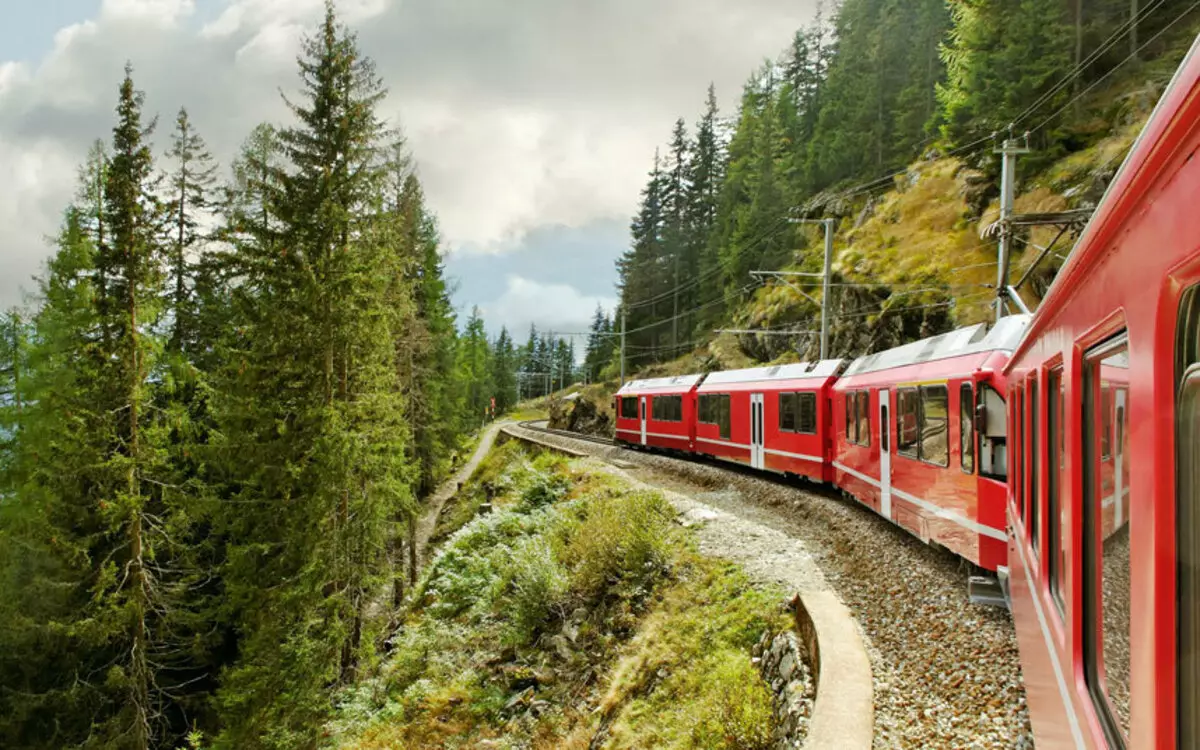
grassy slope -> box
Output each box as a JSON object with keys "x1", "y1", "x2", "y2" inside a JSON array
[{"x1": 327, "y1": 446, "x2": 789, "y2": 750}]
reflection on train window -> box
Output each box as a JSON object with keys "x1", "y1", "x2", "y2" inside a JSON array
[
  {"x1": 797, "y1": 393, "x2": 817, "y2": 434},
  {"x1": 620, "y1": 396, "x2": 638, "y2": 419},
  {"x1": 919, "y1": 385, "x2": 949, "y2": 467},
  {"x1": 1014, "y1": 387, "x2": 1025, "y2": 523},
  {"x1": 1029, "y1": 379, "x2": 1040, "y2": 559},
  {"x1": 856, "y1": 391, "x2": 870, "y2": 446},
  {"x1": 845, "y1": 393, "x2": 853, "y2": 440},
  {"x1": 960, "y1": 383, "x2": 975, "y2": 474},
  {"x1": 1177, "y1": 284, "x2": 1200, "y2": 750},
  {"x1": 897, "y1": 388, "x2": 919, "y2": 457},
  {"x1": 1048, "y1": 368, "x2": 1068, "y2": 615},
  {"x1": 651, "y1": 394, "x2": 683, "y2": 422},
  {"x1": 1084, "y1": 336, "x2": 1130, "y2": 746},
  {"x1": 779, "y1": 392, "x2": 797, "y2": 432}
]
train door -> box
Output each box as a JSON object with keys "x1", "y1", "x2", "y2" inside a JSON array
[
  {"x1": 640, "y1": 397, "x2": 647, "y2": 446},
  {"x1": 750, "y1": 393, "x2": 765, "y2": 469},
  {"x1": 879, "y1": 389, "x2": 893, "y2": 519}
]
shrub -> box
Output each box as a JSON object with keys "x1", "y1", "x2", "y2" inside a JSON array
[
  {"x1": 517, "y1": 469, "x2": 571, "y2": 511},
  {"x1": 501, "y1": 537, "x2": 569, "y2": 645},
  {"x1": 690, "y1": 652, "x2": 776, "y2": 750},
  {"x1": 565, "y1": 490, "x2": 675, "y2": 601}
]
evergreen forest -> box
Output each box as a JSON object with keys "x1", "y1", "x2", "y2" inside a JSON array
[
  {"x1": 617, "y1": 0, "x2": 1200, "y2": 368},
  {"x1": 0, "y1": 5, "x2": 577, "y2": 748}
]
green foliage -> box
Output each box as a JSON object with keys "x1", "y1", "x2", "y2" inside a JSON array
[{"x1": 687, "y1": 653, "x2": 776, "y2": 750}]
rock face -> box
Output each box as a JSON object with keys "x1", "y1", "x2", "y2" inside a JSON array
[
  {"x1": 753, "y1": 628, "x2": 815, "y2": 750},
  {"x1": 551, "y1": 395, "x2": 612, "y2": 436}
]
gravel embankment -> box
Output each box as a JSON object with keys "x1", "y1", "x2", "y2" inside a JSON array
[{"x1": 509, "y1": 425, "x2": 1032, "y2": 749}]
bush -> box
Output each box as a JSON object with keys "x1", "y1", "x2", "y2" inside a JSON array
[
  {"x1": 501, "y1": 537, "x2": 569, "y2": 645},
  {"x1": 565, "y1": 490, "x2": 675, "y2": 601},
  {"x1": 690, "y1": 652, "x2": 776, "y2": 750},
  {"x1": 517, "y1": 469, "x2": 571, "y2": 511}
]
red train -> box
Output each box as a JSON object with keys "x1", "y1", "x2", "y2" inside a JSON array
[
  {"x1": 615, "y1": 35, "x2": 1200, "y2": 748},
  {"x1": 615, "y1": 314, "x2": 1029, "y2": 572}
]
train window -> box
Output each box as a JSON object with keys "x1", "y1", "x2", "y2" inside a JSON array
[
  {"x1": 977, "y1": 384, "x2": 1009, "y2": 482},
  {"x1": 960, "y1": 383, "x2": 975, "y2": 474},
  {"x1": 797, "y1": 393, "x2": 817, "y2": 435},
  {"x1": 1083, "y1": 335, "x2": 1131, "y2": 746},
  {"x1": 919, "y1": 385, "x2": 949, "y2": 467},
  {"x1": 1014, "y1": 386, "x2": 1025, "y2": 522},
  {"x1": 1178, "y1": 284, "x2": 1200, "y2": 750},
  {"x1": 1048, "y1": 368, "x2": 1068, "y2": 616},
  {"x1": 717, "y1": 394, "x2": 730, "y2": 439},
  {"x1": 844, "y1": 393, "x2": 853, "y2": 441},
  {"x1": 652, "y1": 395, "x2": 683, "y2": 422},
  {"x1": 780, "y1": 392, "x2": 798, "y2": 432},
  {"x1": 1029, "y1": 379, "x2": 1040, "y2": 559},
  {"x1": 1100, "y1": 385, "x2": 1112, "y2": 459},
  {"x1": 897, "y1": 388, "x2": 919, "y2": 457},
  {"x1": 620, "y1": 397, "x2": 638, "y2": 420},
  {"x1": 698, "y1": 394, "x2": 714, "y2": 424},
  {"x1": 856, "y1": 391, "x2": 870, "y2": 446}
]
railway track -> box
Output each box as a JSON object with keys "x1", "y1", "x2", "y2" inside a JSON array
[{"x1": 515, "y1": 420, "x2": 617, "y2": 447}]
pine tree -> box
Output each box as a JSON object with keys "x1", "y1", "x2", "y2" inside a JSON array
[
  {"x1": 212, "y1": 5, "x2": 412, "y2": 745},
  {"x1": 490, "y1": 326, "x2": 517, "y2": 414},
  {"x1": 163, "y1": 107, "x2": 219, "y2": 355},
  {"x1": 457, "y1": 308, "x2": 493, "y2": 426}
]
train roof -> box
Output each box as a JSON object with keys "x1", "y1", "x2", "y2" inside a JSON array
[
  {"x1": 615, "y1": 373, "x2": 704, "y2": 395},
  {"x1": 841, "y1": 315, "x2": 1031, "y2": 377},
  {"x1": 698, "y1": 359, "x2": 844, "y2": 387}
]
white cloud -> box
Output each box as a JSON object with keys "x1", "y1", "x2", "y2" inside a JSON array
[
  {"x1": 0, "y1": 0, "x2": 818, "y2": 335},
  {"x1": 483, "y1": 275, "x2": 617, "y2": 339}
]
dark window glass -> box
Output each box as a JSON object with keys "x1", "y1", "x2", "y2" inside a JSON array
[
  {"x1": 845, "y1": 393, "x2": 854, "y2": 441},
  {"x1": 1030, "y1": 379, "x2": 1040, "y2": 558},
  {"x1": 718, "y1": 394, "x2": 731, "y2": 439},
  {"x1": 652, "y1": 395, "x2": 683, "y2": 422},
  {"x1": 897, "y1": 388, "x2": 919, "y2": 457},
  {"x1": 797, "y1": 392, "x2": 817, "y2": 435},
  {"x1": 621, "y1": 397, "x2": 638, "y2": 419},
  {"x1": 1014, "y1": 387, "x2": 1024, "y2": 523},
  {"x1": 1084, "y1": 337, "x2": 1131, "y2": 747},
  {"x1": 1049, "y1": 368, "x2": 1068, "y2": 615},
  {"x1": 857, "y1": 391, "x2": 870, "y2": 446},
  {"x1": 780, "y1": 392, "x2": 797, "y2": 432},
  {"x1": 961, "y1": 383, "x2": 975, "y2": 474},
  {"x1": 919, "y1": 385, "x2": 949, "y2": 467},
  {"x1": 1177, "y1": 285, "x2": 1200, "y2": 750}
]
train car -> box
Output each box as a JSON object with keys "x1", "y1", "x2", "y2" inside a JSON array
[
  {"x1": 613, "y1": 374, "x2": 703, "y2": 451},
  {"x1": 1002, "y1": 35, "x2": 1200, "y2": 750},
  {"x1": 831, "y1": 316, "x2": 1029, "y2": 571},
  {"x1": 691, "y1": 361, "x2": 844, "y2": 482}
]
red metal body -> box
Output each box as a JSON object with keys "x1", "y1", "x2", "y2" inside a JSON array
[
  {"x1": 1002, "y1": 35, "x2": 1200, "y2": 750},
  {"x1": 831, "y1": 319, "x2": 1027, "y2": 570},
  {"x1": 692, "y1": 361, "x2": 843, "y2": 483},
  {"x1": 613, "y1": 374, "x2": 702, "y2": 451}
]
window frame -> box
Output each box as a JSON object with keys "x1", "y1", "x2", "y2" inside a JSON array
[
  {"x1": 652, "y1": 394, "x2": 683, "y2": 422},
  {"x1": 620, "y1": 396, "x2": 639, "y2": 420},
  {"x1": 896, "y1": 387, "x2": 919, "y2": 458},
  {"x1": 797, "y1": 392, "x2": 817, "y2": 435},
  {"x1": 1082, "y1": 333, "x2": 1130, "y2": 749},
  {"x1": 917, "y1": 383, "x2": 950, "y2": 468},
  {"x1": 856, "y1": 390, "x2": 871, "y2": 447},
  {"x1": 960, "y1": 382, "x2": 976, "y2": 475},
  {"x1": 1048, "y1": 366, "x2": 1067, "y2": 616},
  {"x1": 1177, "y1": 283, "x2": 1200, "y2": 750},
  {"x1": 779, "y1": 392, "x2": 798, "y2": 432},
  {"x1": 1029, "y1": 376, "x2": 1041, "y2": 561}
]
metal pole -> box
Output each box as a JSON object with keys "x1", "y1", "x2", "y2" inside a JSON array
[
  {"x1": 820, "y1": 218, "x2": 834, "y2": 360},
  {"x1": 995, "y1": 136, "x2": 1028, "y2": 321},
  {"x1": 620, "y1": 306, "x2": 626, "y2": 387}
]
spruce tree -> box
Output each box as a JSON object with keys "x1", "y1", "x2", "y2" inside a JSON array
[
  {"x1": 163, "y1": 107, "x2": 219, "y2": 355},
  {"x1": 212, "y1": 5, "x2": 412, "y2": 745},
  {"x1": 490, "y1": 327, "x2": 517, "y2": 414}
]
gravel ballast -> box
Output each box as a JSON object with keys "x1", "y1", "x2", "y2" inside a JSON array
[{"x1": 510, "y1": 425, "x2": 1033, "y2": 749}]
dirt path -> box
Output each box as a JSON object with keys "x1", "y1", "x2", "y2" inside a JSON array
[{"x1": 413, "y1": 421, "x2": 504, "y2": 571}]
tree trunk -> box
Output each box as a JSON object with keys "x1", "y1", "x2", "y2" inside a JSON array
[
  {"x1": 407, "y1": 512, "x2": 418, "y2": 585},
  {"x1": 127, "y1": 257, "x2": 151, "y2": 750}
]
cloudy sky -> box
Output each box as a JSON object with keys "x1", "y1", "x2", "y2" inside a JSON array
[{"x1": 0, "y1": 0, "x2": 816, "y2": 341}]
